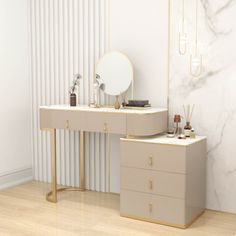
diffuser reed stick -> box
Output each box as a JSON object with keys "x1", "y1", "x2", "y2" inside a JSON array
[{"x1": 183, "y1": 104, "x2": 195, "y2": 122}]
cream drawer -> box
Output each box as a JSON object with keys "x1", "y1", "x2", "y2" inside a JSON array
[
  {"x1": 120, "y1": 190, "x2": 185, "y2": 226},
  {"x1": 86, "y1": 112, "x2": 126, "y2": 134},
  {"x1": 121, "y1": 167, "x2": 186, "y2": 199},
  {"x1": 120, "y1": 190, "x2": 151, "y2": 219},
  {"x1": 126, "y1": 111, "x2": 167, "y2": 136},
  {"x1": 121, "y1": 141, "x2": 186, "y2": 173},
  {"x1": 151, "y1": 192, "x2": 185, "y2": 226},
  {"x1": 40, "y1": 109, "x2": 86, "y2": 130}
]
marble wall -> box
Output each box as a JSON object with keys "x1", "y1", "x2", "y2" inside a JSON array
[{"x1": 169, "y1": 0, "x2": 236, "y2": 213}]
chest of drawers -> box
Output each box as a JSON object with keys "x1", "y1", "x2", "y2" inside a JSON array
[{"x1": 120, "y1": 135, "x2": 206, "y2": 228}]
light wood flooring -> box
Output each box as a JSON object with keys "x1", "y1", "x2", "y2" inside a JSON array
[{"x1": 0, "y1": 182, "x2": 236, "y2": 236}]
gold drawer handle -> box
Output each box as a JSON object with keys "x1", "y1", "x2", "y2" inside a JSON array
[
  {"x1": 148, "y1": 156, "x2": 153, "y2": 167},
  {"x1": 103, "y1": 122, "x2": 108, "y2": 132},
  {"x1": 66, "y1": 120, "x2": 69, "y2": 129},
  {"x1": 149, "y1": 180, "x2": 153, "y2": 190},
  {"x1": 149, "y1": 203, "x2": 153, "y2": 213}
]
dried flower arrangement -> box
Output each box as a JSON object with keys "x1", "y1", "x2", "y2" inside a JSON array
[
  {"x1": 69, "y1": 74, "x2": 82, "y2": 106},
  {"x1": 69, "y1": 74, "x2": 82, "y2": 94}
]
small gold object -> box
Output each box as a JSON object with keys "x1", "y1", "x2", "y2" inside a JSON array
[
  {"x1": 65, "y1": 120, "x2": 69, "y2": 129},
  {"x1": 114, "y1": 95, "x2": 120, "y2": 109},
  {"x1": 103, "y1": 122, "x2": 108, "y2": 132},
  {"x1": 148, "y1": 156, "x2": 153, "y2": 167},
  {"x1": 149, "y1": 180, "x2": 153, "y2": 190}
]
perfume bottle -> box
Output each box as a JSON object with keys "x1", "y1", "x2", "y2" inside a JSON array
[{"x1": 190, "y1": 128, "x2": 196, "y2": 139}]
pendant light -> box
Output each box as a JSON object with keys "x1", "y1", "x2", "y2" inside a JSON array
[{"x1": 190, "y1": 0, "x2": 202, "y2": 77}]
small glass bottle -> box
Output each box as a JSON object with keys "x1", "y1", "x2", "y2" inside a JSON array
[
  {"x1": 70, "y1": 93, "x2": 76, "y2": 106},
  {"x1": 184, "y1": 122, "x2": 192, "y2": 137},
  {"x1": 190, "y1": 128, "x2": 196, "y2": 139}
]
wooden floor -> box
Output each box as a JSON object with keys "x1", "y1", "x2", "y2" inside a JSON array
[{"x1": 0, "y1": 182, "x2": 236, "y2": 236}]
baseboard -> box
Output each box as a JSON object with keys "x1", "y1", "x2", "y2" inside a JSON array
[{"x1": 0, "y1": 167, "x2": 33, "y2": 190}]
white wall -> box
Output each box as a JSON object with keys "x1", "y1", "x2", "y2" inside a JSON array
[
  {"x1": 109, "y1": 0, "x2": 169, "y2": 193},
  {"x1": 0, "y1": 0, "x2": 32, "y2": 188},
  {"x1": 110, "y1": 0, "x2": 168, "y2": 108}
]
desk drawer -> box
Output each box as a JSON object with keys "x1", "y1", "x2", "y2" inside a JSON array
[
  {"x1": 40, "y1": 109, "x2": 86, "y2": 130},
  {"x1": 126, "y1": 111, "x2": 167, "y2": 136},
  {"x1": 121, "y1": 167, "x2": 186, "y2": 199},
  {"x1": 86, "y1": 112, "x2": 126, "y2": 134},
  {"x1": 121, "y1": 141, "x2": 186, "y2": 173},
  {"x1": 120, "y1": 190, "x2": 185, "y2": 226}
]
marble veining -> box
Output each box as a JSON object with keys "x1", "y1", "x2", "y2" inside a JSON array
[{"x1": 170, "y1": 0, "x2": 236, "y2": 213}]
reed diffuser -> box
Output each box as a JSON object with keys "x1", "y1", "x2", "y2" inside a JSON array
[{"x1": 183, "y1": 104, "x2": 195, "y2": 137}]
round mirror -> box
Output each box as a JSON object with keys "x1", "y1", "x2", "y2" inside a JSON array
[{"x1": 96, "y1": 51, "x2": 133, "y2": 96}]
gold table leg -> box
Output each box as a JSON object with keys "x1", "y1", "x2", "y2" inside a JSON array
[
  {"x1": 79, "y1": 131, "x2": 85, "y2": 190},
  {"x1": 46, "y1": 130, "x2": 86, "y2": 203}
]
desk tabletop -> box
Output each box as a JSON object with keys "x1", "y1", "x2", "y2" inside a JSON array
[{"x1": 40, "y1": 105, "x2": 167, "y2": 114}]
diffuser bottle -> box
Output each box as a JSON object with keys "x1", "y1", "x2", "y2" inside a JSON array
[{"x1": 184, "y1": 122, "x2": 192, "y2": 137}]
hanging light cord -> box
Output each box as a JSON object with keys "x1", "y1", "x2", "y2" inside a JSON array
[
  {"x1": 190, "y1": 0, "x2": 202, "y2": 77},
  {"x1": 182, "y1": 0, "x2": 185, "y2": 33},
  {"x1": 195, "y1": 0, "x2": 198, "y2": 55},
  {"x1": 179, "y1": 0, "x2": 187, "y2": 55}
]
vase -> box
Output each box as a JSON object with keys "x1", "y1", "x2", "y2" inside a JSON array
[{"x1": 70, "y1": 93, "x2": 76, "y2": 106}]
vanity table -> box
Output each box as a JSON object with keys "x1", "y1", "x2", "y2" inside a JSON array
[
  {"x1": 40, "y1": 105, "x2": 168, "y2": 203},
  {"x1": 39, "y1": 51, "x2": 206, "y2": 229}
]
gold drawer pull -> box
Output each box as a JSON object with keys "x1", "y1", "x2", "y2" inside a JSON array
[
  {"x1": 148, "y1": 156, "x2": 153, "y2": 167},
  {"x1": 149, "y1": 180, "x2": 153, "y2": 190},
  {"x1": 66, "y1": 120, "x2": 69, "y2": 129},
  {"x1": 103, "y1": 122, "x2": 108, "y2": 132},
  {"x1": 149, "y1": 203, "x2": 153, "y2": 213}
]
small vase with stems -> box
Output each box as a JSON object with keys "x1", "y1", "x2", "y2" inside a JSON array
[{"x1": 69, "y1": 74, "x2": 82, "y2": 106}]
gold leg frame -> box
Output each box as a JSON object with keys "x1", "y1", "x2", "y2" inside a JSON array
[{"x1": 46, "y1": 129, "x2": 86, "y2": 203}]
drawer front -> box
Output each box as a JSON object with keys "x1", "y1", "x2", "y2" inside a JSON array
[
  {"x1": 121, "y1": 167, "x2": 186, "y2": 199},
  {"x1": 40, "y1": 109, "x2": 86, "y2": 130},
  {"x1": 86, "y1": 112, "x2": 126, "y2": 134},
  {"x1": 121, "y1": 141, "x2": 186, "y2": 173},
  {"x1": 126, "y1": 111, "x2": 167, "y2": 136},
  {"x1": 120, "y1": 190, "x2": 185, "y2": 226},
  {"x1": 151, "y1": 193, "x2": 185, "y2": 226},
  {"x1": 120, "y1": 190, "x2": 151, "y2": 219}
]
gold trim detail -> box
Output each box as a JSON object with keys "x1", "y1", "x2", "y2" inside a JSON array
[{"x1": 121, "y1": 210, "x2": 205, "y2": 229}]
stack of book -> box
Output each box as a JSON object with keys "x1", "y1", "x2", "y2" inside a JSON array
[{"x1": 123, "y1": 100, "x2": 151, "y2": 109}]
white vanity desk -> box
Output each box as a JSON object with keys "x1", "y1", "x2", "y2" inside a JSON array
[
  {"x1": 39, "y1": 51, "x2": 206, "y2": 228},
  {"x1": 40, "y1": 105, "x2": 168, "y2": 203}
]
